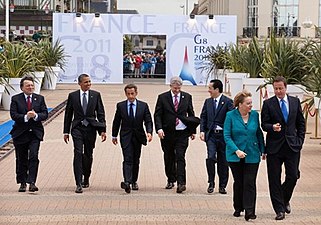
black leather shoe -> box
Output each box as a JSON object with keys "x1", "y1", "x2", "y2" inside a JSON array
[
  {"x1": 81, "y1": 181, "x2": 89, "y2": 188},
  {"x1": 121, "y1": 182, "x2": 131, "y2": 193},
  {"x1": 245, "y1": 214, "x2": 257, "y2": 221},
  {"x1": 132, "y1": 182, "x2": 139, "y2": 190},
  {"x1": 18, "y1": 183, "x2": 27, "y2": 192},
  {"x1": 29, "y1": 183, "x2": 39, "y2": 192},
  {"x1": 165, "y1": 182, "x2": 174, "y2": 189},
  {"x1": 219, "y1": 187, "x2": 227, "y2": 194},
  {"x1": 75, "y1": 185, "x2": 83, "y2": 194},
  {"x1": 233, "y1": 209, "x2": 242, "y2": 217},
  {"x1": 275, "y1": 212, "x2": 285, "y2": 220},
  {"x1": 176, "y1": 184, "x2": 186, "y2": 193},
  {"x1": 207, "y1": 182, "x2": 214, "y2": 193},
  {"x1": 285, "y1": 202, "x2": 291, "y2": 214}
]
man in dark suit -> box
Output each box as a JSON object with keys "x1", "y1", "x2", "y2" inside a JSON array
[
  {"x1": 261, "y1": 76, "x2": 305, "y2": 220},
  {"x1": 154, "y1": 76, "x2": 199, "y2": 193},
  {"x1": 63, "y1": 74, "x2": 106, "y2": 194},
  {"x1": 200, "y1": 79, "x2": 234, "y2": 194},
  {"x1": 10, "y1": 76, "x2": 48, "y2": 192},
  {"x1": 112, "y1": 84, "x2": 153, "y2": 193}
]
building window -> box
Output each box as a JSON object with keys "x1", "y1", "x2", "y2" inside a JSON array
[
  {"x1": 146, "y1": 40, "x2": 154, "y2": 46},
  {"x1": 247, "y1": 0, "x2": 258, "y2": 37},
  {"x1": 272, "y1": 0, "x2": 299, "y2": 37}
]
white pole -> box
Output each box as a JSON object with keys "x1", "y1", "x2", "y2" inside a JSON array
[
  {"x1": 88, "y1": 0, "x2": 91, "y2": 13},
  {"x1": 185, "y1": 0, "x2": 188, "y2": 15},
  {"x1": 5, "y1": 0, "x2": 9, "y2": 41}
]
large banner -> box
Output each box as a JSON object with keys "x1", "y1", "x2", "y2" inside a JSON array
[{"x1": 53, "y1": 14, "x2": 236, "y2": 84}]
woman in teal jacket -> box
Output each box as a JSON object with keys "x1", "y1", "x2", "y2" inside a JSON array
[{"x1": 224, "y1": 90, "x2": 265, "y2": 221}]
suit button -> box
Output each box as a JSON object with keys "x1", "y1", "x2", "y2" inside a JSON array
[{"x1": 29, "y1": 129, "x2": 32, "y2": 132}]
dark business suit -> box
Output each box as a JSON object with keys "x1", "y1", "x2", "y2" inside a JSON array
[
  {"x1": 112, "y1": 100, "x2": 153, "y2": 184},
  {"x1": 261, "y1": 95, "x2": 305, "y2": 214},
  {"x1": 10, "y1": 93, "x2": 48, "y2": 184},
  {"x1": 154, "y1": 90, "x2": 196, "y2": 185},
  {"x1": 63, "y1": 89, "x2": 106, "y2": 186},
  {"x1": 200, "y1": 95, "x2": 234, "y2": 188}
]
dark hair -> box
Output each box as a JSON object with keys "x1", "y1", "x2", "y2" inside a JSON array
[
  {"x1": 124, "y1": 83, "x2": 137, "y2": 92},
  {"x1": 233, "y1": 90, "x2": 252, "y2": 108},
  {"x1": 78, "y1": 73, "x2": 90, "y2": 83},
  {"x1": 20, "y1": 75, "x2": 34, "y2": 88},
  {"x1": 210, "y1": 79, "x2": 223, "y2": 93},
  {"x1": 273, "y1": 76, "x2": 287, "y2": 88}
]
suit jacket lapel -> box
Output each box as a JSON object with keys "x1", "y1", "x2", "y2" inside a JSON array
[
  {"x1": 272, "y1": 96, "x2": 285, "y2": 122},
  {"x1": 167, "y1": 91, "x2": 175, "y2": 111}
]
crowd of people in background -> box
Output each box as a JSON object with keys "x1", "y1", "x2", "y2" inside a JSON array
[{"x1": 123, "y1": 52, "x2": 166, "y2": 78}]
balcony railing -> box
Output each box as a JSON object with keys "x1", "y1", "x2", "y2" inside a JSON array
[
  {"x1": 268, "y1": 26, "x2": 301, "y2": 37},
  {"x1": 243, "y1": 27, "x2": 258, "y2": 38},
  {"x1": 0, "y1": 0, "x2": 48, "y2": 9}
]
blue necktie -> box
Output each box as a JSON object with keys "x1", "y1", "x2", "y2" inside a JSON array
[{"x1": 281, "y1": 99, "x2": 288, "y2": 122}]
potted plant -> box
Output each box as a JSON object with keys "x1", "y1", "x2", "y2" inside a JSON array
[
  {"x1": 201, "y1": 44, "x2": 230, "y2": 84},
  {"x1": 26, "y1": 41, "x2": 46, "y2": 94},
  {"x1": 301, "y1": 40, "x2": 321, "y2": 112},
  {"x1": 0, "y1": 42, "x2": 36, "y2": 110},
  {"x1": 39, "y1": 39, "x2": 68, "y2": 90},
  {"x1": 260, "y1": 35, "x2": 309, "y2": 101}
]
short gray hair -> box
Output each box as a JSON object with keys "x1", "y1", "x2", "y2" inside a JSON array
[{"x1": 170, "y1": 76, "x2": 183, "y2": 86}]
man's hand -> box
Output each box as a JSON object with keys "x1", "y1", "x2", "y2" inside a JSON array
[
  {"x1": 27, "y1": 110, "x2": 36, "y2": 120},
  {"x1": 190, "y1": 134, "x2": 196, "y2": 140},
  {"x1": 101, "y1": 132, "x2": 107, "y2": 142},
  {"x1": 64, "y1": 134, "x2": 69, "y2": 144},
  {"x1": 200, "y1": 132, "x2": 205, "y2": 141},
  {"x1": 273, "y1": 123, "x2": 282, "y2": 132},
  {"x1": 157, "y1": 129, "x2": 165, "y2": 139},
  {"x1": 112, "y1": 137, "x2": 118, "y2": 145},
  {"x1": 147, "y1": 133, "x2": 153, "y2": 142}
]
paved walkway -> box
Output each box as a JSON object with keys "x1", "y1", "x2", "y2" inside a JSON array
[{"x1": 0, "y1": 82, "x2": 321, "y2": 225}]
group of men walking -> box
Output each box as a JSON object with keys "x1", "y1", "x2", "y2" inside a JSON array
[{"x1": 10, "y1": 74, "x2": 305, "y2": 221}]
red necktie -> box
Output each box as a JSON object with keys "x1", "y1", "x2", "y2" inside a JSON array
[
  {"x1": 27, "y1": 96, "x2": 32, "y2": 111},
  {"x1": 174, "y1": 95, "x2": 179, "y2": 126}
]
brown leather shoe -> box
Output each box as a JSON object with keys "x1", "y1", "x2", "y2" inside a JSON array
[
  {"x1": 29, "y1": 183, "x2": 39, "y2": 192},
  {"x1": 121, "y1": 182, "x2": 131, "y2": 193},
  {"x1": 176, "y1": 184, "x2": 186, "y2": 193}
]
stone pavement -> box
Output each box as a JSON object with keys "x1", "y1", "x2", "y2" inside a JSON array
[{"x1": 0, "y1": 81, "x2": 321, "y2": 225}]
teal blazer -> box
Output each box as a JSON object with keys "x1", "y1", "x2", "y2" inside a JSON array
[{"x1": 224, "y1": 109, "x2": 265, "y2": 163}]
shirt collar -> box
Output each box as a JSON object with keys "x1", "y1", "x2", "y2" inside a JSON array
[
  {"x1": 127, "y1": 99, "x2": 137, "y2": 106},
  {"x1": 24, "y1": 93, "x2": 32, "y2": 99},
  {"x1": 214, "y1": 93, "x2": 222, "y2": 102},
  {"x1": 277, "y1": 95, "x2": 288, "y2": 103},
  {"x1": 80, "y1": 90, "x2": 89, "y2": 95},
  {"x1": 171, "y1": 91, "x2": 180, "y2": 98}
]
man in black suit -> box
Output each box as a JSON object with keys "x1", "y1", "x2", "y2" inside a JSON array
[
  {"x1": 154, "y1": 76, "x2": 199, "y2": 193},
  {"x1": 10, "y1": 76, "x2": 48, "y2": 192},
  {"x1": 112, "y1": 84, "x2": 153, "y2": 193},
  {"x1": 200, "y1": 79, "x2": 234, "y2": 194},
  {"x1": 261, "y1": 76, "x2": 305, "y2": 220},
  {"x1": 63, "y1": 74, "x2": 107, "y2": 193}
]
